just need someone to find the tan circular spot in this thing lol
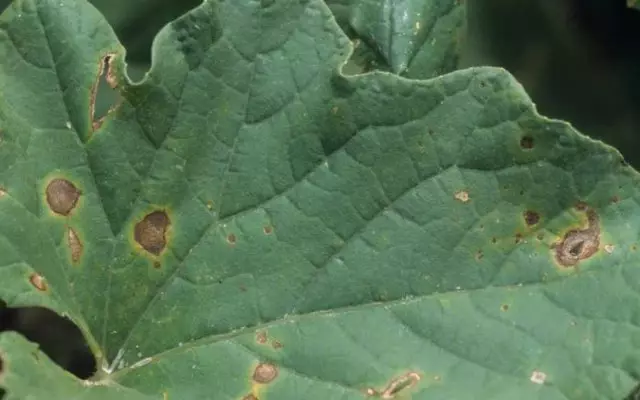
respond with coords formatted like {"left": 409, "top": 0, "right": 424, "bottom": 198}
{"left": 134, "top": 211, "right": 170, "bottom": 255}
{"left": 253, "top": 363, "right": 277, "bottom": 384}
{"left": 46, "top": 179, "right": 80, "bottom": 215}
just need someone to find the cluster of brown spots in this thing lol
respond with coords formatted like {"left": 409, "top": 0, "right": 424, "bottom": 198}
{"left": 134, "top": 210, "right": 170, "bottom": 255}
{"left": 263, "top": 225, "right": 273, "bottom": 235}
{"left": 381, "top": 372, "right": 421, "bottom": 399}
{"left": 454, "top": 190, "right": 469, "bottom": 203}
{"left": 227, "top": 233, "right": 237, "bottom": 245}
{"left": 29, "top": 273, "right": 47, "bottom": 291}
{"left": 46, "top": 179, "right": 81, "bottom": 216}
{"left": 501, "top": 304, "right": 510, "bottom": 312}
{"left": 520, "top": 136, "right": 534, "bottom": 149}
{"left": 554, "top": 205, "right": 600, "bottom": 267}
{"left": 523, "top": 210, "right": 540, "bottom": 226}
{"left": 67, "top": 227, "right": 83, "bottom": 263}
{"left": 252, "top": 363, "right": 278, "bottom": 384}
{"left": 256, "top": 331, "right": 267, "bottom": 344}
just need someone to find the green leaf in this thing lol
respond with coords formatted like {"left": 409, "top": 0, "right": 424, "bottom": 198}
{"left": 0, "top": 0, "right": 639, "bottom": 399}
{"left": 326, "top": 0, "right": 465, "bottom": 78}
{"left": 629, "top": 0, "right": 640, "bottom": 11}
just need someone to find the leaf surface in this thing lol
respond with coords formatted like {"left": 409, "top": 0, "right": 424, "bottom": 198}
{"left": 0, "top": 0, "right": 639, "bottom": 399}
{"left": 326, "top": 0, "right": 464, "bottom": 77}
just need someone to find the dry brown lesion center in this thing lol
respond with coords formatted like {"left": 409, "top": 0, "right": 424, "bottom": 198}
{"left": 134, "top": 210, "right": 170, "bottom": 256}
{"left": 554, "top": 206, "right": 600, "bottom": 267}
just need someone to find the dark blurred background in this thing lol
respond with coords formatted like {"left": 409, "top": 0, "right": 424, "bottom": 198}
{"left": 0, "top": 0, "right": 639, "bottom": 397}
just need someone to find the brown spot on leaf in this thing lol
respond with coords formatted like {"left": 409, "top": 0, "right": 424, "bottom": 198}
{"left": 454, "top": 190, "right": 469, "bottom": 203}
{"left": 256, "top": 331, "right": 267, "bottom": 344}
{"left": 153, "top": 261, "right": 161, "bottom": 269}
{"left": 253, "top": 363, "right": 277, "bottom": 384}
{"left": 523, "top": 210, "right": 540, "bottom": 226}
{"left": 0, "top": 188, "right": 6, "bottom": 198}
{"left": 263, "top": 225, "right": 273, "bottom": 235}
{"left": 242, "top": 395, "right": 258, "bottom": 400}
{"left": 501, "top": 304, "right": 509, "bottom": 312}
{"left": 604, "top": 244, "right": 615, "bottom": 254}
{"left": 134, "top": 210, "right": 170, "bottom": 255}
{"left": 554, "top": 207, "right": 600, "bottom": 267}
{"left": 227, "top": 233, "right": 237, "bottom": 245}
{"left": 491, "top": 237, "right": 497, "bottom": 244}
{"left": 611, "top": 195, "right": 620, "bottom": 204}
{"left": 520, "top": 135, "right": 534, "bottom": 149}
{"left": 29, "top": 273, "right": 47, "bottom": 291}
{"left": 475, "top": 250, "right": 483, "bottom": 261}
{"left": 67, "top": 227, "right": 83, "bottom": 263}
{"left": 515, "top": 233, "right": 523, "bottom": 244}
{"left": 46, "top": 179, "right": 81, "bottom": 216}
{"left": 536, "top": 232, "right": 545, "bottom": 241}
{"left": 382, "top": 372, "right": 421, "bottom": 398}
{"left": 272, "top": 340, "right": 283, "bottom": 349}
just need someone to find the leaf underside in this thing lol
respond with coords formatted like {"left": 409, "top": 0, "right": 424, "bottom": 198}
{"left": 0, "top": 0, "right": 640, "bottom": 399}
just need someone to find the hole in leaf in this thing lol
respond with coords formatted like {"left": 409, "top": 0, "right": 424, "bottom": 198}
{"left": 91, "top": 54, "right": 121, "bottom": 131}
{"left": 0, "top": 304, "right": 95, "bottom": 379}
{"left": 46, "top": 178, "right": 81, "bottom": 216}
